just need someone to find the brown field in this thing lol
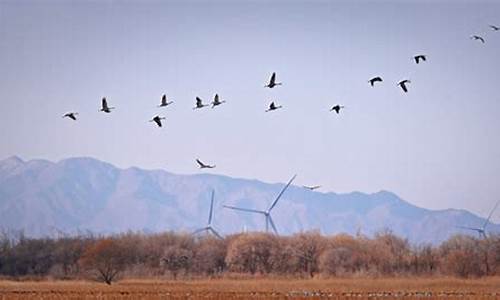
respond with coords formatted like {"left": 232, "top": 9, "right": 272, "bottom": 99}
{"left": 0, "top": 277, "right": 500, "bottom": 299}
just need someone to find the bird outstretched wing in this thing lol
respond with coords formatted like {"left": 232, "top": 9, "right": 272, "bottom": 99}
{"left": 154, "top": 117, "right": 162, "bottom": 127}
{"left": 196, "top": 97, "right": 203, "bottom": 106}
{"left": 401, "top": 83, "right": 408, "bottom": 93}
{"left": 270, "top": 72, "right": 276, "bottom": 85}
{"left": 196, "top": 159, "right": 205, "bottom": 167}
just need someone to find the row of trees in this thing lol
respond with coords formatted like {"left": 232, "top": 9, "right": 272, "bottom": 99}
{"left": 1, "top": 230, "right": 499, "bottom": 283}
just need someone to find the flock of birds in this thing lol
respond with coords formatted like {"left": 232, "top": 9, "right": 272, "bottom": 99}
{"left": 61, "top": 24, "right": 498, "bottom": 178}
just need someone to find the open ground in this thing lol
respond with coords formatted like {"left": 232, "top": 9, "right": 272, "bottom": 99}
{"left": 1, "top": 277, "right": 499, "bottom": 299}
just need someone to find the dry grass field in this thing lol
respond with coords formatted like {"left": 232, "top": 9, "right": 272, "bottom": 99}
{"left": 0, "top": 277, "right": 499, "bottom": 299}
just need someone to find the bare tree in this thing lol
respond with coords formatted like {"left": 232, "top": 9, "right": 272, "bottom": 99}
{"left": 160, "top": 234, "right": 195, "bottom": 279}
{"left": 162, "top": 246, "right": 192, "bottom": 279}
{"left": 440, "top": 235, "right": 483, "bottom": 278}
{"left": 79, "top": 238, "right": 127, "bottom": 284}
{"left": 225, "top": 233, "right": 276, "bottom": 274}
{"left": 192, "top": 236, "right": 227, "bottom": 276}
{"left": 289, "top": 231, "right": 326, "bottom": 277}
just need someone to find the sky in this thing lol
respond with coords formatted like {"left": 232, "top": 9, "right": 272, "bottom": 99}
{"left": 1, "top": 0, "right": 500, "bottom": 222}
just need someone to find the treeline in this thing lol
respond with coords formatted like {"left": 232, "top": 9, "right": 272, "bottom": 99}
{"left": 0, "top": 230, "right": 499, "bottom": 283}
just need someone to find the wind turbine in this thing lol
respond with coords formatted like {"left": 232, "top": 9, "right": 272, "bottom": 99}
{"left": 457, "top": 200, "right": 500, "bottom": 239}
{"left": 192, "top": 190, "right": 222, "bottom": 239}
{"left": 224, "top": 174, "right": 297, "bottom": 234}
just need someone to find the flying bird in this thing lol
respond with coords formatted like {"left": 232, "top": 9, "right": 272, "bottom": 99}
{"left": 489, "top": 25, "right": 500, "bottom": 31}
{"left": 158, "top": 94, "right": 173, "bottom": 107}
{"left": 368, "top": 77, "right": 383, "bottom": 87}
{"left": 397, "top": 80, "right": 411, "bottom": 93}
{"left": 303, "top": 185, "right": 321, "bottom": 191}
{"left": 196, "top": 159, "right": 215, "bottom": 169}
{"left": 193, "top": 97, "right": 208, "bottom": 109}
{"left": 149, "top": 115, "right": 166, "bottom": 127}
{"left": 100, "top": 97, "right": 115, "bottom": 113}
{"left": 265, "top": 72, "right": 282, "bottom": 88}
{"left": 265, "top": 102, "right": 282, "bottom": 112}
{"left": 211, "top": 94, "right": 226, "bottom": 108}
{"left": 62, "top": 112, "right": 78, "bottom": 120}
{"left": 414, "top": 55, "right": 427, "bottom": 64}
{"left": 330, "top": 105, "right": 344, "bottom": 114}
{"left": 471, "top": 35, "right": 485, "bottom": 43}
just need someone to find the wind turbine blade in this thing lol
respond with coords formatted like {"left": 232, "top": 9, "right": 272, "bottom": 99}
{"left": 208, "top": 190, "right": 215, "bottom": 225}
{"left": 268, "top": 174, "right": 297, "bottom": 212}
{"left": 268, "top": 215, "right": 278, "bottom": 235}
{"left": 456, "top": 226, "right": 481, "bottom": 232}
{"left": 208, "top": 227, "right": 223, "bottom": 239}
{"left": 483, "top": 200, "right": 500, "bottom": 230}
{"left": 192, "top": 227, "right": 208, "bottom": 235}
{"left": 223, "top": 205, "right": 266, "bottom": 215}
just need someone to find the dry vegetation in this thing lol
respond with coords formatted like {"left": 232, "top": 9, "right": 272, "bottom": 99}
{"left": 0, "top": 278, "right": 499, "bottom": 299}
{"left": 1, "top": 230, "right": 500, "bottom": 298}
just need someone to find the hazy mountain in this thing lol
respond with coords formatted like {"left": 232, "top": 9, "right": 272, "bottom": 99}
{"left": 0, "top": 156, "right": 498, "bottom": 244}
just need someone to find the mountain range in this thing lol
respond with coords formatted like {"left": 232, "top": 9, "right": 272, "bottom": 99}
{"left": 0, "top": 156, "right": 498, "bottom": 244}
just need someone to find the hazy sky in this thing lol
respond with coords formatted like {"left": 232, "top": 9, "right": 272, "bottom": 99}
{"left": 1, "top": 0, "right": 500, "bottom": 222}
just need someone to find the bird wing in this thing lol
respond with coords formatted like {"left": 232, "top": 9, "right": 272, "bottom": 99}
{"left": 474, "top": 36, "right": 485, "bottom": 43}
{"left": 270, "top": 102, "right": 276, "bottom": 109}
{"left": 154, "top": 117, "right": 162, "bottom": 127}
{"left": 303, "top": 185, "right": 319, "bottom": 190}
{"left": 161, "top": 95, "right": 167, "bottom": 105}
{"left": 400, "top": 82, "right": 408, "bottom": 92}
{"left": 270, "top": 72, "right": 276, "bottom": 84}
{"left": 102, "top": 98, "right": 108, "bottom": 109}
{"left": 214, "top": 94, "right": 219, "bottom": 103}
{"left": 196, "top": 159, "right": 205, "bottom": 167}
{"left": 69, "top": 114, "right": 76, "bottom": 120}
{"left": 414, "top": 56, "right": 419, "bottom": 64}
{"left": 196, "top": 97, "right": 202, "bottom": 106}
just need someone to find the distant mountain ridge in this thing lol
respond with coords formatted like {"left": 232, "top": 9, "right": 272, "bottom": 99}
{"left": 0, "top": 156, "right": 498, "bottom": 244}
